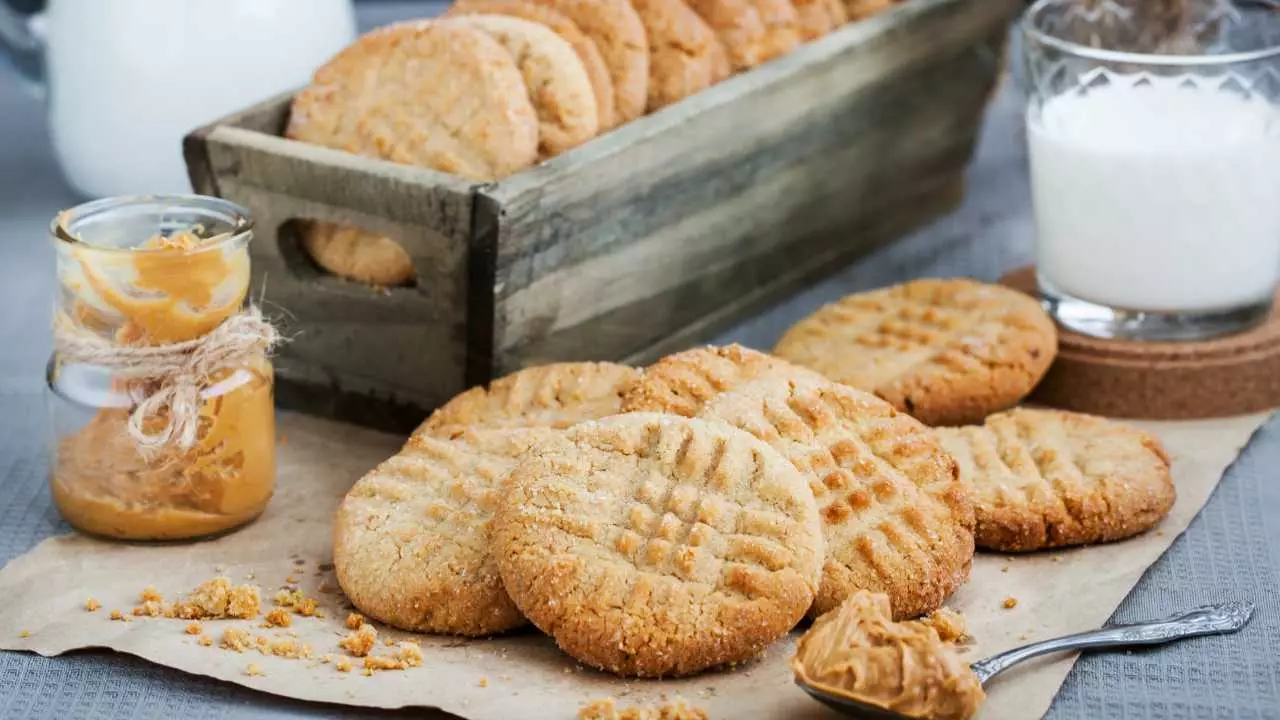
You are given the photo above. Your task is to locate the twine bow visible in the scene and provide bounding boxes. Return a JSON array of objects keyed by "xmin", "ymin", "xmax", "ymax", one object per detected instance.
[{"xmin": 53, "ymin": 307, "xmax": 279, "ymax": 455}]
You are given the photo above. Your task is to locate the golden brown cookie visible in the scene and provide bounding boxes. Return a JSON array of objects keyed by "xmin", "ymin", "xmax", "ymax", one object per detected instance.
[
  {"xmin": 631, "ymin": 0, "xmax": 732, "ymax": 110},
  {"xmin": 792, "ymin": 0, "xmax": 847, "ymax": 39},
  {"xmin": 479, "ymin": 0, "xmax": 649, "ymax": 123},
  {"xmin": 300, "ymin": 222, "xmax": 415, "ymax": 287},
  {"xmin": 934, "ymin": 408, "xmax": 1176, "ymax": 553},
  {"xmin": 700, "ymin": 376, "xmax": 974, "ymax": 619},
  {"xmin": 749, "ymin": 0, "xmax": 802, "ymax": 60},
  {"xmin": 416, "ymin": 362, "xmax": 641, "ymax": 436},
  {"xmin": 443, "ymin": 14, "xmax": 600, "ymax": 157},
  {"xmin": 286, "ymin": 21, "xmax": 538, "ymax": 180},
  {"xmin": 333, "ymin": 427, "xmax": 556, "ymax": 636},
  {"xmin": 491, "ymin": 413, "xmax": 823, "ymax": 676},
  {"xmin": 449, "ymin": 0, "xmax": 617, "ymax": 130},
  {"xmin": 621, "ymin": 343, "xmax": 828, "ymax": 417},
  {"xmin": 845, "ymin": 0, "xmax": 894, "ymax": 21},
  {"xmin": 773, "ymin": 279, "xmax": 1058, "ymax": 427},
  {"xmin": 686, "ymin": 0, "xmax": 768, "ymax": 70}
]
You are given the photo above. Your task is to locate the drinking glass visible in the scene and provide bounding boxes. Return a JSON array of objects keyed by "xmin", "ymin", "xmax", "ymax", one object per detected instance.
[{"xmin": 1022, "ymin": 0, "xmax": 1280, "ymax": 340}]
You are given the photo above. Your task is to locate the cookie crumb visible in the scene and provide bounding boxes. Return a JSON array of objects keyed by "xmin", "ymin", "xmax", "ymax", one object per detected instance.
[
  {"xmin": 338, "ymin": 625, "xmax": 377, "ymax": 657},
  {"xmin": 1002, "ymin": 596, "xmax": 1018, "ymax": 609},
  {"xmin": 132, "ymin": 601, "xmax": 164, "ymax": 617},
  {"xmin": 274, "ymin": 588, "xmax": 319, "ymax": 617},
  {"xmin": 479, "ymin": 677, "xmax": 489, "ymax": 688},
  {"xmin": 244, "ymin": 663, "xmax": 264, "ymax": 677},
  {"xmin": 85, "ymin": 598, "xmax": 101, "ymax": 612},
  {"xmin": 1000, "ymin": 565, "xmax": 1010, "ymax": 573},
  {"xmin": 173, "ymin": 577, "xmax": 261, "ymax": 620},
  {"xmin": 335, "ymin": 657, "xmax": 353, "ymax": 673},
  {"xmin": 920, "ymin": 607, "xmax": 969, "ymax": 643},
  {"xmin": 220, "ymin": 628, "xmax": 252, "ymax": 652},
  {"xmin": 269, "ymin": 637, "xmax": 313, "ymax": 659},
  {"xmin": 198, "ymin": 635, "xmax": 213, "ymax": 647},
  {"xmin": 578, "ymin": 697, "xmax": 707, "ymax": 720},
  {"xmin": 109, "ymin": 610, "xmax": 129, "ymax": 622},
  {"xmin": 139, "ymin": 586, "xmax": 164, "ymax": 604},
  {"xmin": 285, "ymin": 575, "xmax": 299, "ymax": 584},
  {"xmin": 1051, "ymin": 556, "xmax": 1063, "ymax": 563},
  {"xmin": 185, "ymin": 622, "xmax": 203, "ymax": 635},
  {"xmin": 264, "ymin": 608, "xmax": 292, "ymax": 628},
  {"xmin": 344, "ymin": 613, "xmax": 365, "ymax": 630},
  {"xmin": 18, "ymin": 630, "xmax": 30, "ymax": 638}
]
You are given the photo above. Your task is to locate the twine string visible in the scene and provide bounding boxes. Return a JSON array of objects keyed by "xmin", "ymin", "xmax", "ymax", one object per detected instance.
[{"xmin": 53, "ymin": 307, "xmax": 278, "ymax": 454}]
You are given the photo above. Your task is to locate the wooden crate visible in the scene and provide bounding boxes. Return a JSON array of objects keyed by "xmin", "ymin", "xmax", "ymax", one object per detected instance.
[{"xmin": 184, "ymin": 0, "xmax": 1018, "ymax": 430}]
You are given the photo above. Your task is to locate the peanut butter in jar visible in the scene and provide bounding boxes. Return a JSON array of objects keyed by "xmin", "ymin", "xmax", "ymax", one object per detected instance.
[{"xmin": 47, "ymin": 196, "xmax": 277, "ymax": 541}]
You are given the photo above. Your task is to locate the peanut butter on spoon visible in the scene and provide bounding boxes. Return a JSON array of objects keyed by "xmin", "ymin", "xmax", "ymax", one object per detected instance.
[{"xmin": 791, "ymin": 592, "xmax": 984, "ymax": 720}]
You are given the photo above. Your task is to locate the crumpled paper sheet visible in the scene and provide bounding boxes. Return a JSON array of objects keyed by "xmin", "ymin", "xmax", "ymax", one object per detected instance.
[{"xmin": 0, "ymin": 410, "xmax": 1268, "ymax": 720}]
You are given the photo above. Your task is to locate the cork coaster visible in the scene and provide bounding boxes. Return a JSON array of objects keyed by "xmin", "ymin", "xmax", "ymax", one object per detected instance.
[{"xmin": 1000, "ymin": 266, "xmax": 1280, "ymax": 420}]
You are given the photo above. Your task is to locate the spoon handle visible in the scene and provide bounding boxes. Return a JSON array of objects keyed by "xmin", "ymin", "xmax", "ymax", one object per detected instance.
[{"xmin": 969, "ymin": 601, "xmax": 1255, "ymax": 685}]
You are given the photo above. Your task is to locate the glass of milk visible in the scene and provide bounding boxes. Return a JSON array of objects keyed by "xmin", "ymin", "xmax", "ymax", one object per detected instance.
[{"xmin": 1022, "ymin": 0, "xmax": 1280, "ymax": 340}]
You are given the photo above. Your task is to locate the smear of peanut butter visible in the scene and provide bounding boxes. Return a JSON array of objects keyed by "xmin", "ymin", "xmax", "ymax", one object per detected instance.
[{"xmin": 791, "ymin": 591, "xmax": 984, "ymax": 720}]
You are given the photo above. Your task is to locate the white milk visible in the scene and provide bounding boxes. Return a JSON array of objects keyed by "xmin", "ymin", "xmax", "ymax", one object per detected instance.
[{"xmin": 1028, "ymin": 77, "xmax": 1280, "ymax": 312}]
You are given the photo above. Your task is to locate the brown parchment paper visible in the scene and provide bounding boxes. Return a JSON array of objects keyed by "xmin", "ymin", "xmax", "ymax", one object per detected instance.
[{"xmin": 0, "ymin": 410, "xmax": 1269, "ymax": 720}]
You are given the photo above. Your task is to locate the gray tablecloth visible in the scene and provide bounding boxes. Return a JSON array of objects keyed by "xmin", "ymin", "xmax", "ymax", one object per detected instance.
[{"xmin": 2, "ymin": 5, "xmax": 1278, "ymax": 719}]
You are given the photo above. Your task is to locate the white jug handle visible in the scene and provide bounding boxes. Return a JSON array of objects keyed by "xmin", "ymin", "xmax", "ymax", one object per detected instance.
[{"xmin": 0, "ymin": 2, "xmax": 45, "ymax": 96}]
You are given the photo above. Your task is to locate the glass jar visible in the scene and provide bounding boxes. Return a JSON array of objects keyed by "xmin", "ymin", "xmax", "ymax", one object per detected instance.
[{"xmin": 47, "ymin": 195, "xmax": 276, "ymax": 541}]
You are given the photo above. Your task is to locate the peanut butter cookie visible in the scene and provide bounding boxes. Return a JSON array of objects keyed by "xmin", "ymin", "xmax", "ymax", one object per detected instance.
[
  {"xmin": 492, "ymin": 413, "xmax": 824, "ymax": 676},
  {"xmin": 300, "ymin": 222, "xmax": 415, "ymax": 287},
  {"xmin": 792, "ymin": 0, "xmax": 847, "ymax": 39},
  {"xmin": 774, "ymin": 279, "xmax": 1058, "ymax": 427},
  {"xmin": 286, "ymin": 21, "xmax": 538, "ymax": 180},
  {"xmin": 686, "ymin": 0, "xmax": 768, "ymax": 70},
  {"xmin": 443, "ymin": 14, "xmax": 600, "ymax": 157},
  {"xmin": 416, "ymin": 362, "xmax": 641, "ymax": 436},
  {"xmin": 334, "ymin": 427, "xmax": 556, "ymax": 636},
  {"xmin": 449, "ymin": 0, "xmax": 617, "ymax": 130},
  {"xmin": 934, "ymin": 408, "xmax": 1176, "ymax": 552},
  {"xmin": 845, "ymin": 0, "xmax": 895, "ymax": 21},
  {"xmin": 631, "ymin": 0, "xmax": 732, "ymax": 110},
  {"xmin": 479, "ymin": 0, "xmax": 649, "ymax": 123},
  {"xmin": 749, "ymin": 0, "xmax": 803, "ymax": 60},
  {"xmin": 621, "ymin": 344, "xmax": 828, "ymax": 417},
  {"xmin": 700, "ymin": 376, "xmax": 974, "ymax": 619}
]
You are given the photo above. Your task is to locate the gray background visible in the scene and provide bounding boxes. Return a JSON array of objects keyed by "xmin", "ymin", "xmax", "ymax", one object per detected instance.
[{"xmin": 1, "ymin": 3, "xmax": 1278, "ymax": 718}]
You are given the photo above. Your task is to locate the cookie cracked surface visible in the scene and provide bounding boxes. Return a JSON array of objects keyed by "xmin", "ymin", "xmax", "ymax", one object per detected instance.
[
  {"xmin": 622, "ymin": 344, "xmax": 828, "ymax": 418},
  {"xmin": 416, "ymin": 362, "xmax": 640, "ymax": 437},
  {"xmin": 934, "ymin": 408, "xmax": 1175, "ymax": 552},
  {"xmin": 334, "ymin": 427, "xmax": 555, "ymax": 636},
  {"xmin": 774, "ymin": 279, "xmax": 1057, "ymax": 427},
  {"xmin": 492, "ymin": 413, "xmax": 823, "ymax": 677},
  {"xmin": 700, "ymin": 377, "xmax": 974, "ymax": 619},
  {"xmin": 286, "ymin": 21, "xmax": 538, "ymax": 180}
]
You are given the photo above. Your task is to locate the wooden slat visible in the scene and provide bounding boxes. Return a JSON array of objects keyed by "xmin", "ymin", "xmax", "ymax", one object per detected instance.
[{"xmin": 479, "ymin": 0, "xmax": 1016, "ymax": 374}]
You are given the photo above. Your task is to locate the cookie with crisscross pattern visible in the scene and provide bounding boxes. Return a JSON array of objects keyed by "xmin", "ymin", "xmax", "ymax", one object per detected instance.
[
  {"xmin": 491, "ymin": 413, "xmax": 823, "ymax": 676},
  {"xmin": 334, "ymin": 427, "xmax": 555, "ymax": 636},
  {"xmin": 774, "ymin": 279, "xmax": 1057, "ymax": 427},
  {"xmin": 621, "ymin": 344, "xmax": 828, "ymax": 418},
  {"xmin": 416, "ymin": 362, "xmax": 640, "ymax": 437},
  {"xmin": 700, "ymin": 376, "xmax": 974, "ymax": 619},
  {"xmin": 934, "ymin": 408, "xmax": 1174, "ymax": 552}
]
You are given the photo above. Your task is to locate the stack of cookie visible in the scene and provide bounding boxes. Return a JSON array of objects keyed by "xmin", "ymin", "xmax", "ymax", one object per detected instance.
[
  {"xmin": 284, "ymin": 0, "xmax": 904, "ymax": 287},
  {"xmin": 331, "ymin": 277, "xmax": 1176, "ymax": 678}
]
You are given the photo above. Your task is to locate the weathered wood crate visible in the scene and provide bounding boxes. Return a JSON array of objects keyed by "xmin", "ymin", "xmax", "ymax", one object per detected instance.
[{"xmin": 185, "ymin": 0, "xmax": 1018, "ymax": 430}]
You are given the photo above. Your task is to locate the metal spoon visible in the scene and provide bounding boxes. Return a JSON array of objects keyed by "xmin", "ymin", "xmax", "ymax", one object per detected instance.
[{"xmin": 797, "ymin": 601, "xmax": 1255, "ymax": 719}]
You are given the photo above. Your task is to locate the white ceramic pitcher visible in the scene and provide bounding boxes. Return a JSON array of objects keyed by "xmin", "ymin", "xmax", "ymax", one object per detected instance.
[{"xmin": 0, "ymin": 0, "xmax": 356, "ymax": 198}]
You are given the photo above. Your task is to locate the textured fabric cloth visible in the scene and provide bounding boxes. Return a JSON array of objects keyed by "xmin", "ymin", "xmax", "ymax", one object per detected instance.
[{"xmin": 2, "ymin": 9, "xmax": 1279, "ymax": 720}]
